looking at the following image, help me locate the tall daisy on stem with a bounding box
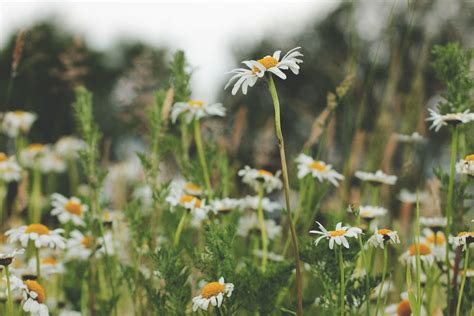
[226,46,304,314]
[310,221,362,315]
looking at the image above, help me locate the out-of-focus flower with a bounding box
[295,153,344,186]
[0,152,22,182]
[399,243,435,267]
[237,213,281,240]
[385,292,426,316]
[166,189,210,225]
[1,111,37,137]
[456,154,474,177]
[309,222,362,250]
[238,195,282,213]
[192,277,234,311]
[65,230,93,261]
[39,151,66,174]
[20,144,49,169]
[452,231,474,251]
[51,194,88,226]
[6,224,66,249]
[426,108,474,132]
[0,248,24,267]
[28,257,64,276]
[419,217,447,231]
[368,228,400,249]
[395,132,426,144]
[54,136,86,160]
[351,205,388,221]
[210,198,240,214]
[225,47,303,95]
[238,166,282,193]
[398,189,429,204]
[171,100,225,123]
[13,278,49,316]
[355,170,397,185]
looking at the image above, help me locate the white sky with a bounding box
[0,0,340,99]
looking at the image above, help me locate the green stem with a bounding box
[371,185,380,205]
[446,126,459,311]
[256,184,268,271]
[339,247,345,316]
[0,181,6,224]
[194,120,212,199]
[267,74,303,315]
[180,119,189,161]
[415,193,422,315]
[375,246,388,316]
[456,248,470,316]
[35,247,41,279]
[358,235,370,316]
[173,211,188,246]
[68,158,79,196]
[29,168,42,223]
[5,265,14,316]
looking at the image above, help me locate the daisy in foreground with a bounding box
[426,108,474,132]
[225,47,303,95]
[295,153,344,186]
[192,277,234,311]
[309,222,362,249]
[11,278,49,316]
[171,100,225,123]
[51,193,88,226]
[238,166,283,193]
[354,170,397,185]
[6,224,66,249]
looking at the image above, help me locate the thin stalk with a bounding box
[358,235,370,316]
[5,265,14,316]
[194,120,212,199]
[180,119,190,161]
[174,211,188,246]
[0,181,6,224]
[67,158,79,196]
[456,248,470,316]
[267,74,303,315]
[29,167,42,223]
[35,247,41,279]
[256,184,268,271]
[375,246,388,316]
[446,125,459,311]
[415,193,422,316]
[339,247,345,316]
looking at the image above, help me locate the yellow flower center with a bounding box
[0,152,8,162]
[41,257,58,265]
[185,182,201,193]
[409,243,431,256]
[465,154,474,161]
[329,230,347,237]
[25,224,50,235]
[426,232,445,245]
[309,161,326,171]
[64,200,82,215]
[28,144,44,152]
[81,236,92,248]
[179,195,202,208]
[258,169,273,177]
[378,229,392,236]
[188,100,205,107]
[397,300,411,316]
[201,281,225,299]
[252,56,278,73]
[458,231,474,238]
[13,111,26,117]
[25,280,46,303]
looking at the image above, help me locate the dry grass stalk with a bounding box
[11,30,26,77]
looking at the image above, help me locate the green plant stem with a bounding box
[174,211,188,246]
[446,125,459,311]
[180,119,190,161]
[67,158,79,196]
[358,235,370,316]
[371,185,380,205]
[339,247,345,316]
[375,246,388,316]
[35,247,41,279]
[5,265,14,316]
[194,120,212,199]
[267,74,303,316]
[415,193,422,316]
[0,181,6,224]
[456,248,470,316]
[256,184,268,271]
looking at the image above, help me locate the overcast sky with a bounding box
[0,0,340,99]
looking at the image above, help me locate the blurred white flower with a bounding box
[419,216,447,230]
[171,100,225,123]
[426,108,474,132]
[398,189,429,204]
[238,195,282,213]
[456,154,474,177]
[395,132,426,144]
[355,170,397,185]
[0,152,22,182]
[54,136,86,160]
[399,243,435,267]
[20,144,49,169]
[295,153,344,186]
[237,213,281,240]
[51,193,88,226]
[368,228,400,249]
[1,111,37,137]
[39,151,66,174]
[238,166,282,193]
[6,224,66,249]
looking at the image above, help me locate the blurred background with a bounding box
[1,0,473,194]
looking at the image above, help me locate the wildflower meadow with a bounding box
[0,2,473,316]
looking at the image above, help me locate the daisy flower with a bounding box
[294,153,344,186]
[385,292,426,316]
[309,222,363,250]
[399,242,435,267]
[353,205,388,221]
[6,224,66,249]
[237,213,281,240]
[192,277,234,311]
[51,193,88,226]
[28,256,64,276]
[422,229,447,261]
[210,198,240,214]
[253,250,284,262]
[20,144,49,169]
[0,152,22,182]
[0,248,24,267]
[419,216,447,232]
[395,132,426,144]
[452,231,474,251]
[456,154,474,177]
[54,136,86,160]
[38,151,66,174]
[368,228,400,249]
[426,108,474,132]
[1,111,37,137]
[65,230,93,261]
[398,189,429,204]
[170,180,204,196]
[354,170,397,185]
[171,100,225,123]
[238,195,282,213]
[11,278,49,316]
[238,166,283,193]
[225,47,303,95]
[165,189,210,224]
